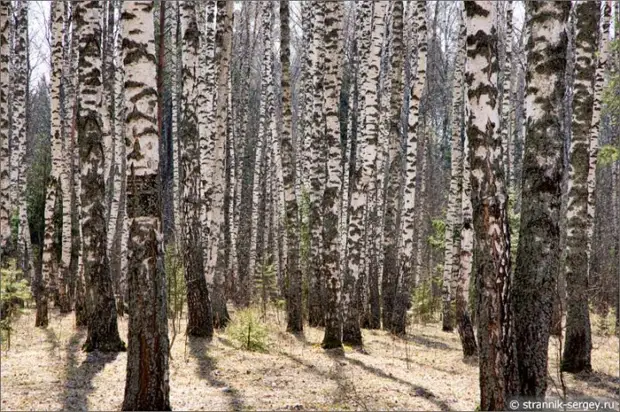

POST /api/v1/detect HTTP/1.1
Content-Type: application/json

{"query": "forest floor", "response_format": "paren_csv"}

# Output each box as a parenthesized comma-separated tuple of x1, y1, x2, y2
(1, 307, 618, 411)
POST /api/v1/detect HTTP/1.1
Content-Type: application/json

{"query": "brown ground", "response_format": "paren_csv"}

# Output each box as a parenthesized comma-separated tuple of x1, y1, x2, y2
(1, 308, 618, 411)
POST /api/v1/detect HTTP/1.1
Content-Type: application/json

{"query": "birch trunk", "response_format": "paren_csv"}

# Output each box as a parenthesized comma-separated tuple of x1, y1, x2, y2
(465, 2, 514, 408)
(0, 1, 10, 256)
(320, 0, 344, 350)
(121, 2, 170, 409)
(342, 0, 373, 346)
(381, 0, 405, 333)
(58, 0, 74, 314)
(180, 1, 213, 338)
(41, 0, 65, 314)
(246, 2, 273, 308)
(392, 0, 427, 335)
(205, 0, 233, 327)
(512, 1, 570, 400)
(307, 1, 326, 327)
(280, 0, 303, 334)
(76, 0, 125, 352)
(13, 1, 36, 322)
(562, 0, 608, 374)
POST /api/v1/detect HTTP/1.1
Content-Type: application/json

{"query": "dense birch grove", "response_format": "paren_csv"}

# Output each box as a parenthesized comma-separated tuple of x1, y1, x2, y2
(0, 1, 619, 411)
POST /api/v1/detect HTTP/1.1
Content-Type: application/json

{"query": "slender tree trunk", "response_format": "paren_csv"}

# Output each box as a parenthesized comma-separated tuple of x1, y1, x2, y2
(342, 0, 373, 346)
(279, 0, 302, 334)
(563, 0, 610, 374)
(320, 0, 344, 350)
(203, 0, 233, 328)
(179, 1, 213, 338)
(13, 1, 36, 322)
(246, 2, 273, 308)
(441, 5, 466, 334)
(500, 1, 513, 183)
(75, 1, 125, 352)
(307, 1, 326, 327)
(70, 4, 87, 326)
(57, 0, 73, 314)
(457, 111, 477, 358)
(392, 0, 427, 335)
(464, 2, 513, 409)
(381, 0, 405, 333)
(0, 1, 11, 260)
(42, 0, 65, 317)
(512, 1, 570, 400)
(121, 1, 170, 410)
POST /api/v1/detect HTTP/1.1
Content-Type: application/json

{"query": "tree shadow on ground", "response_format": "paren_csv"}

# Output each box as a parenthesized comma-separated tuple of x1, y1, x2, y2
(574, 371, 620, 398)
(61, 330, 118, 411)
(280, 351, 369, 410)
(403, 334, 453, 351)
(188, 337, 245, 412)
(346, 357, 453, 411)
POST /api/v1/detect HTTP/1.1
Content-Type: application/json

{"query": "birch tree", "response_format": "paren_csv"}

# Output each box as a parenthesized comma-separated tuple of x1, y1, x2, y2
(247, 2, 273, 307)
(121, 1, 170, 409)
(0, 1, 10, 257)
(204, 0, 233, 327)
(512, 0, 571, 399)
(342, 0, 373, 346)
(307, 0, 326, 327)
(464, 2, 513, 409)
(42, 0, 65, 312)
(75, 0, 125, 352)
(280, 0, 303, 333)
(392, 0, 427, 335)
(562, 0, 608, 374)
(320, 0, 345, 349)
(14, 1, 35, 321)
(180, 0, 213, 337)
(381, 0, 405, 332)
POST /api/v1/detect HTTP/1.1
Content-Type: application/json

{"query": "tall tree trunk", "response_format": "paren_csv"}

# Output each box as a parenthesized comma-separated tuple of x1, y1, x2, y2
(563, 0, 609, 374)
(500, 1, 513, 183)
(280, 0, 303, 334)
(457, 108, 478, 358)
(42, 0, 65, 311)
(441, 4, 466, 334)
(13, 1, 36, 322)
(512, 1, 570, 400)
(391, 0, 427, 335)
(246, 2, 273, 308)
(381, 0, 405, 333)
(70, 2, 87, 326)
(179, 1, 213, 338)
(75, 1, 125, 352)
(169, 0, 181, 243)
(121, 1, 170, 410)
(320, 0, 344, 350)
(307, 0, 326, 327)
(204, 0, 233, 328)
(365, 3, 391, 331)
(342, 0, 374, 346)
(0, 0, 11, 259)
(464, 2, 513, 409)
(58, 0, 74, 314)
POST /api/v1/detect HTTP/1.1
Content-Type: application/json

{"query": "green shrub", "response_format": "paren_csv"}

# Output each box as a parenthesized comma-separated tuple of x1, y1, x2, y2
(164, 244, 186, 321)
(1, 260, 31, 350)
(410, 275, 442, 324)
(225, 307, 269, 352)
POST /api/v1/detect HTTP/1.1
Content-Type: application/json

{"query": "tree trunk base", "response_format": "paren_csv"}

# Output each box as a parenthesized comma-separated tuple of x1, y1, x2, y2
(457, 312, 477, 357)
(561, 333, 592, 373)
(211, 290, 230, 329)
(342, 325, 363, 347)
(35, 296, 49, 328)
